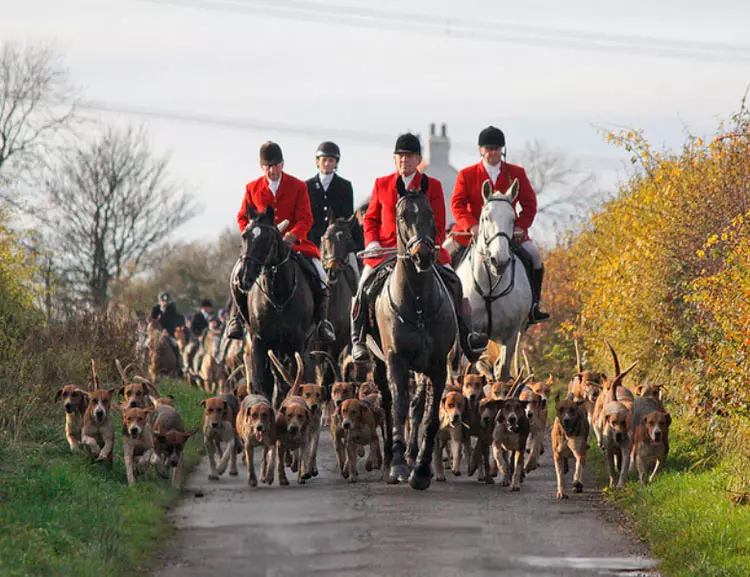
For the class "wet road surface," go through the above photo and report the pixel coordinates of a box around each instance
[154,435,657,577]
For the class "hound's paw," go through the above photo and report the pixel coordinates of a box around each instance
[348,475,358,484]
[501,479,511,487]
[229,470,239,476]
[279,477,290,486]
[452,470,461,477]
[357,447,365,458]
[249,478,258,487]
[208,474,219,481]
[511,484,521,492]
[302,472,312,480]
[436,474,446,482]
[573,481,583,493]
[365,461,373,472]
[311,467,319,477]
[484,476,495,485]
[556,492,569,500]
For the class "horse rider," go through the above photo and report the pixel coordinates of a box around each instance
[184,298,214,372]
[447,126,550,324]
[225,141,337,345]
[150,292,185,370]
[349,132,489,364]
[306,141,360,282]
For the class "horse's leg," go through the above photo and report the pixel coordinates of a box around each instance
[409,363,446,490]
[499,330,520,381]
[250,336,266,396]
[407,377,427,465]
[386,352,410,484]
[373,360,393,480]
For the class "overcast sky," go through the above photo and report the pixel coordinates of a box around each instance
[3,0,749,241]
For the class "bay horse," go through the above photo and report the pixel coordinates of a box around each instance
[319,215,358,386]
[147,317,180,382]
[456,179,533,381]
[367,180,458,490]
[239,205,316,408]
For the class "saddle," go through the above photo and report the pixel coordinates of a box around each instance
[452,241,533,285]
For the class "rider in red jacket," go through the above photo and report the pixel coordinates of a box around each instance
[447,126,550,324]
[226,141,336,344]
[350,133,488,363]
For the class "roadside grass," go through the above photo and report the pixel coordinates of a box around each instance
[0,379,208,577]
[586,417,750,577]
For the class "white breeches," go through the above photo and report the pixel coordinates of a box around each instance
[521,240,542,269]
[312,258,327,286]
[347,253,361,284]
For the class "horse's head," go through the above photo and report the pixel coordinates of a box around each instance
[477,178,519,277]
[241,204,288,280]
[321,214,357,276]
[396,177,435,273]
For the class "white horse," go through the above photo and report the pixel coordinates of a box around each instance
[456,179,533,380]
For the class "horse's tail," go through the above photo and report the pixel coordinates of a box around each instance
[574,336,583,373]
[91,359,100,391]
[522,349,534,381]
[267,350,305,395]
[309,350,341,382]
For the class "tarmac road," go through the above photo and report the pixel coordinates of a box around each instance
[154,434,657,577]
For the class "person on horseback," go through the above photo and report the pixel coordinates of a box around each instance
[350,133,488,364]
[306,141,360,283]
[447,126,550,324]
[225,141,336,344]
[184,298,214,372]
[150,292,185,371]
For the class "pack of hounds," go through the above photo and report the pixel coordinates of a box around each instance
[56,341,671,496]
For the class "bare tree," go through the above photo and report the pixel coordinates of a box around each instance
[513,140,599,243]
[42,126,197,308]
[0,42,76,184]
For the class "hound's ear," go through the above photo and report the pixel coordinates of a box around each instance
[440,395,448,409]
[143,407,155,415]
[199,400,206,407]
[55,389,64,402]
[636,385,645,396]
[520,400,529,409]
[279,405,287,415]
[117,386,126,396]
[482,179,492,202]
[546,374,554,385]
[665,413,672,426]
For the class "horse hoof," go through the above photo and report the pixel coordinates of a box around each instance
[408,467,432,491]
[391,464,409,483]
[280,478,289,486]
[342,470,349,479]
[573,482,583,493]
[229,470,238,477]
[511,484,521,492]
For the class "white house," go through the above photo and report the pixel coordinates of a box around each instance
[419,123,458,226]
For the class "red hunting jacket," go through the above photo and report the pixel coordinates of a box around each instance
[363,171,451,268]
[451,161,537,246]
[236,173,320,260]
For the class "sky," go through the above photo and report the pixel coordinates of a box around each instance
[2,0,749,242]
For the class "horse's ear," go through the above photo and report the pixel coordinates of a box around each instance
[420,174,429,194]
[396,177,407,198]
[327,206,334,223]
[505,179,519,203]
[346,213,357,226]
[265,204,274,221]
[246,202,257,222]
[481,179,492,203]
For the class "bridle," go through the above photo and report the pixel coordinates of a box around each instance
[470,195,517,337]
[387,193,446,331]
[241,221,298,312]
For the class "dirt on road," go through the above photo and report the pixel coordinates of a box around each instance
[154,436,656,577]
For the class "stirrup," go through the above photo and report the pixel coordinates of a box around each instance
[351,342,370,363]
[226,318,244,340]
[528,305,550,325]
[318,320,336,344]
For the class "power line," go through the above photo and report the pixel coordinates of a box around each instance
[134,0,750,63]
[78,98,627,168]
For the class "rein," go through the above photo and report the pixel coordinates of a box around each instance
[470,195,517,336]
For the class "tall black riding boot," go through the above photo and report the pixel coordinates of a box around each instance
[350,286,370,363]
[529,265,550,324]
[226,284,249,340]
[315,284,336,344]
[457,300,488,363]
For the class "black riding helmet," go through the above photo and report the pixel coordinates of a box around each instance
[315,141,341,160]
[478,126,506,148]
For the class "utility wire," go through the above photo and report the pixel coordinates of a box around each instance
[133,0,750,63]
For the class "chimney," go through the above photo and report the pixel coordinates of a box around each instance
[425,121,450,166]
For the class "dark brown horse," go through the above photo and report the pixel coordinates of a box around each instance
[240,205,316,407]
[320,215,358,386]
[367,181,458,490]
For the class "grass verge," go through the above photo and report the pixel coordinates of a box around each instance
[590,422,750,577]
[0,379,208,577]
